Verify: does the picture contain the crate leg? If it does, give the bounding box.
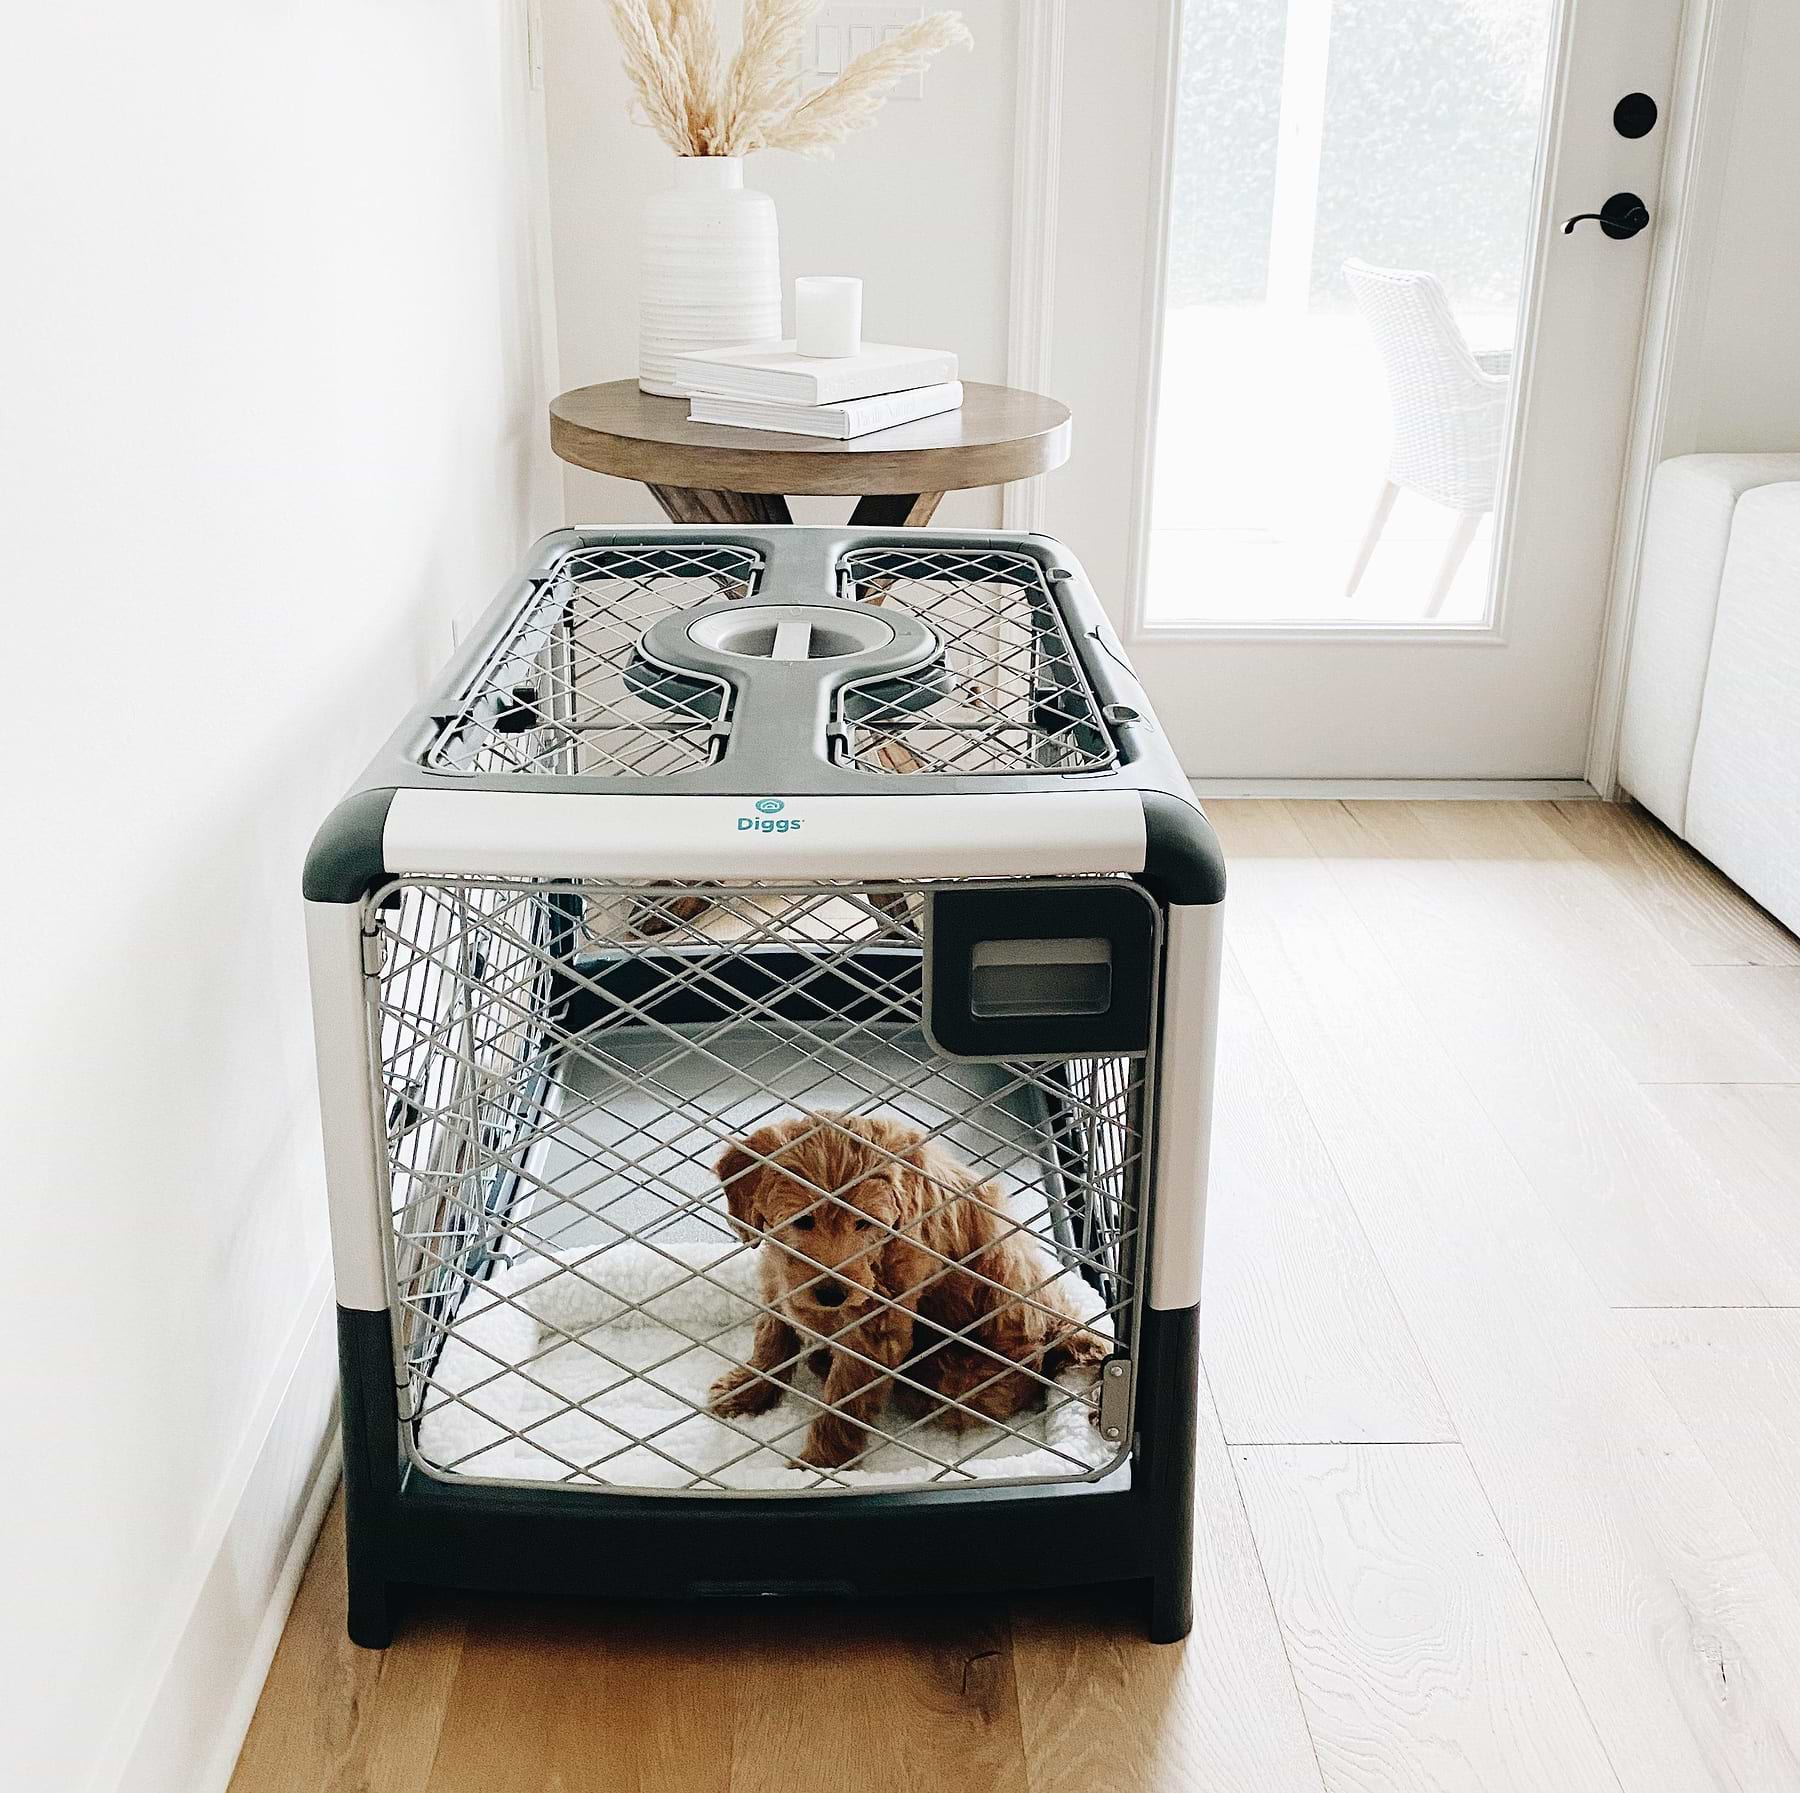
[347,1562,398,1650]
[1138,1301,1200,1645]
[1147,1569,1194,1644]
[337,1305,403,1649]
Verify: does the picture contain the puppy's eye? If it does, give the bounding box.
[854,1218,872,1231]
[791,1214,815,1231]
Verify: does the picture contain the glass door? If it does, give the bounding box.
[1123,0,1685,778]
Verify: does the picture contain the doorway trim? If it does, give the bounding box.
[1119,0,1183,645]
[1002,0,1068,533]
[1584,0,1747,795]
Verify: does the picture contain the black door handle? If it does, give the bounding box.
[1563,191,1650,239]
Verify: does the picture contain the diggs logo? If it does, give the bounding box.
[738,796,802,835]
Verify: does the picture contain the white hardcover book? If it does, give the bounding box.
[669,339,959,404]
[687,383,964,440]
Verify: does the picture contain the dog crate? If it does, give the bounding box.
[305,527,1223,1647]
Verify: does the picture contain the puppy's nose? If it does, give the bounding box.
[812,1278,848,1307]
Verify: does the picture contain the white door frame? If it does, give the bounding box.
[1002,0,1067,535]
[1014,0,1733,789]
[1584,0,1750,796]
[1119,0,1183,653]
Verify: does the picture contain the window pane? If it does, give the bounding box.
[1146,0,1556,627]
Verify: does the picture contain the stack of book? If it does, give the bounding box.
[669,340,961,440]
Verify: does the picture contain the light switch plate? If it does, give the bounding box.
[801,5,928,100]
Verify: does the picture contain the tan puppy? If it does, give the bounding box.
[707,1111,1108,1469]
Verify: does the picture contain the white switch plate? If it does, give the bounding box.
[802,5,928,100]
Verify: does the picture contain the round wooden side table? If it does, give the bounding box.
[548,379,1071,527]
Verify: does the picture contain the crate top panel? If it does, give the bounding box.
[424,539,758,779]
[834,545,1115,777]
[420,531,1124,786]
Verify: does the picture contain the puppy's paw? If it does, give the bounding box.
[791,1420,863,1471]
[1059,1326,1112,1369]
[708,1366,782,1419]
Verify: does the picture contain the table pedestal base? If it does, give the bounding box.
[646,486,945,528]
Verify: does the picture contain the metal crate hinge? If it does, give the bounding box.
[360,927,386,978]
[1096,1354,1133,1445]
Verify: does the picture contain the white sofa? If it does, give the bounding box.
[1620,453,1800,937]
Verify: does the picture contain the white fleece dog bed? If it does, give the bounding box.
[414,1238,1113,1491]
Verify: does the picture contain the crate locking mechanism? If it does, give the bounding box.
[1096,1357,1133,1444]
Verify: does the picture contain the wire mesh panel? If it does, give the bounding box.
[838,546,1118,776]
[366,876,1154,1496]
[376,881,576,1361]
[423,541,760,778]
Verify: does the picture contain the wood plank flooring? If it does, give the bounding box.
[1234,1444,1618,1793]
[230,801,1800,1793]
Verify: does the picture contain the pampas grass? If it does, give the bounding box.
[759,15,972,153]
[715,0,814,154]
[607,0,712,154]
[604,0,972,158]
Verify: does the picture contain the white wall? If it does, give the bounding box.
[540,0,1018,526]
[0,6,556,1788]
[1667,0,1800,454]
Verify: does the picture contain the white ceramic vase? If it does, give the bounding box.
[638,156,781,397]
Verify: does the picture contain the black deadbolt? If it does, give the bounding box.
[1562,192,1651,240]
[1614,92,1658,138]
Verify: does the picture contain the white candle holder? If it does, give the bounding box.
[795,276,863,359]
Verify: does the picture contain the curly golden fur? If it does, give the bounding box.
[706,1111,1108,1469]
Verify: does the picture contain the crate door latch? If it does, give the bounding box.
[1096,1356,1133,1445]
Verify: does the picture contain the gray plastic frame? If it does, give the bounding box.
[304,527,1226,913]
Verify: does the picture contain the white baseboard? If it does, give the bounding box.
[191,1429,341,1793]
[92,1265,341,1793]
[1188,777,1599,801]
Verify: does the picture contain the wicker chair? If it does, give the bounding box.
[1343,259,1512,616]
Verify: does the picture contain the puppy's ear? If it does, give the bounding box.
[902,1135,975,1208]
[881,1136,953,1238]
[882,1163,932,1248]
[716,1126,780,1242]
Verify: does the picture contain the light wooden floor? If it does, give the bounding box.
[230,801,1800,1793]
